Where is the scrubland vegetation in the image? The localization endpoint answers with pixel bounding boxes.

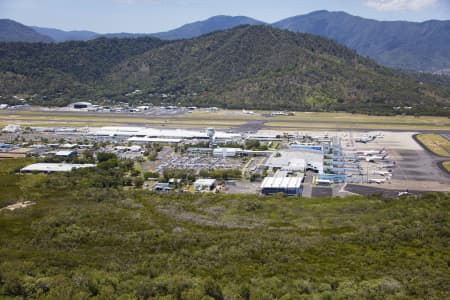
[0,159,449,299]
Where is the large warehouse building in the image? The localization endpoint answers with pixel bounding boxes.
[20,163,96,173]
[89,126,240,141]
[260,173,304,196]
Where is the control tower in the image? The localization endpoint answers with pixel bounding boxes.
[206,128,216,148]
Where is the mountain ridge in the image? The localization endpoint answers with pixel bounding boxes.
[0,19,53,43]
[152,15,265,40]
[1,12,448,72]
[31,26,98,42]
[272,10,450,72]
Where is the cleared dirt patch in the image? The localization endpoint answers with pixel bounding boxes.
[0,201,35,211]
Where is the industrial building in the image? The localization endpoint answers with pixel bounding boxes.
[260,173,304,196]
[20,163,96,173]
[55,150,77,158]
[128,137,182,144]
[194,179,217,192]
[89,126,240,141]
[2,124,21,133]
[265,150,324,173]
[213,148,242,157]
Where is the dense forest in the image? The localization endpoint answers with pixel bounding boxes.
[0,26,449,115]
[0,158,449,299]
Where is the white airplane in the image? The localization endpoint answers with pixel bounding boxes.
[374,170,392,176]
[382,163,396,169]
[242,109,256,115]
[356,135,377,143]
[356,137,371,143]
[398,191,411,196]
[368,178,385,184]
[366,155,389,162]
[358,148,386,156]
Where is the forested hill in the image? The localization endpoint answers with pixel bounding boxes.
[0,37,168,101]
[0,25,449,115]
[273,10,450,73]
[2,12,449,74]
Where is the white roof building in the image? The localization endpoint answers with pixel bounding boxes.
[265,150,323,173]
[260,175,304,196]
[213,148,242,157]
[89,126,240,139]
[55,150,77,157]
[194,179,217,192]
[127,137,182,144]
[20,163,96,173]
[2,124,21,133]
[60,143,78,149]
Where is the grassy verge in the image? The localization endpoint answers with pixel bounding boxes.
[416,134,450,157]
[269,112,450,126]
[265,122,450,131]
[443,161,450,172]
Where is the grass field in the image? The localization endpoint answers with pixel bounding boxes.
[265,122,450,131]
[269,112,450,125]
[267,112,450,131]
[416,134,450,157]
[0,112,244,129]
[443,161,450,172]
[1,110,450,131]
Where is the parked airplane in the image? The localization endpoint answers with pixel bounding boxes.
[368,178,386,184]
[374,170,392,176]
[382,163,396,169]
[366,155,389,162]
[242,109,256,115]
[355,135,376,143]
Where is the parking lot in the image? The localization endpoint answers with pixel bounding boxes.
[156,154,244,172]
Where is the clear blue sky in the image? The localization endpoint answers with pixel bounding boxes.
[0,0,449,33]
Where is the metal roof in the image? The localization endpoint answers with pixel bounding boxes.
[128,137,182,143]
[194,179,217,186]
[55,150,76,156]
[90,126,240,139]
[260,176,303,189]
[20,163,96,172]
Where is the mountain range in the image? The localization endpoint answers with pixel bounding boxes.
[0,25,449,116]
[1,11,449,73]
[273,11,450,73]
[0,19,53,43]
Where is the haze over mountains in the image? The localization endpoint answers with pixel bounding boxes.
[273,11,450,73]
[0,19,53,43]
[0,11,449,73]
